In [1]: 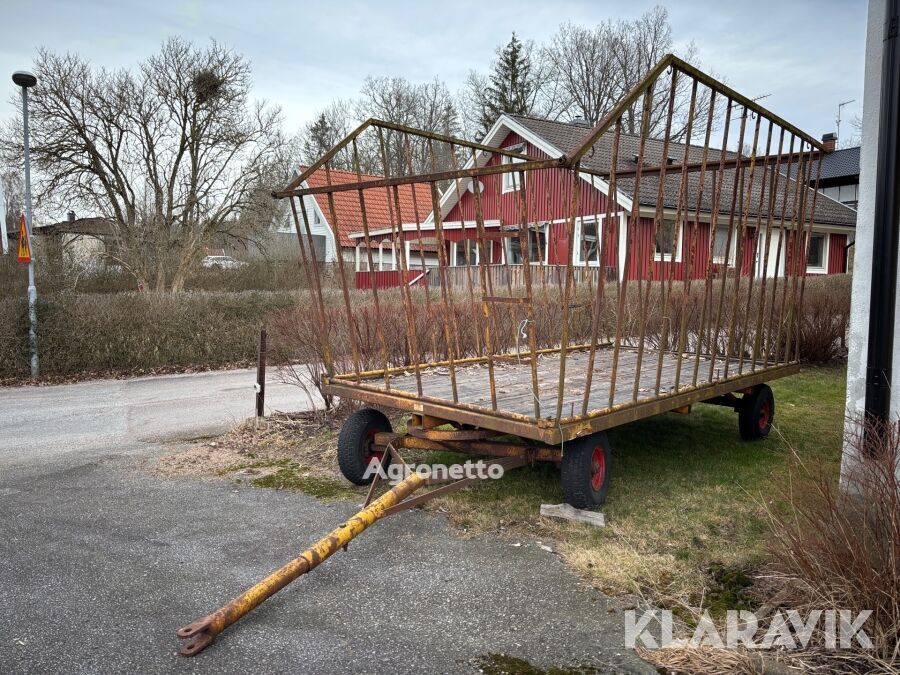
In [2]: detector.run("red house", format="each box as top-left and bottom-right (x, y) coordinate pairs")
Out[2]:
(349, 114), (857, 283)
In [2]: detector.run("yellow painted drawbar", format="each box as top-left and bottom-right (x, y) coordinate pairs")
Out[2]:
(176, 471), (427, 656)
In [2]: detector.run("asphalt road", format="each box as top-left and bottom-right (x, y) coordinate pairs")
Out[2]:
(0, 369), (654, 674)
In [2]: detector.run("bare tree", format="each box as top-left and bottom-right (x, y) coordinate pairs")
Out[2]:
(298, 101), (355, 170)
(3, 38), (285, 291)
(1, 169), (23, 235)
(545, 21), (619, 125)
(357, 75), (460, 175)
(543, 7), (714, 143)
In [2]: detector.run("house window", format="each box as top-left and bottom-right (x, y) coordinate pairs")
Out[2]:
(501, 154), (525, 192)
(655, 220), (680, 260)
(454, 239), (478, 266)
(712, 225), (735, 264)
(574, 218), (601, 266)
(806, 233), (827, 272)
(507, 228), (546, 264)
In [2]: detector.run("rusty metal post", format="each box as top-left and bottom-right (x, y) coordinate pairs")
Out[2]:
(255, 329), (266, 420)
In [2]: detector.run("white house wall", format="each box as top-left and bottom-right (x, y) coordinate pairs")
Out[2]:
(843, 0), (900, 480)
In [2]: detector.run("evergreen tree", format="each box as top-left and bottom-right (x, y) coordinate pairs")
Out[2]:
(476, 33), (535, 134)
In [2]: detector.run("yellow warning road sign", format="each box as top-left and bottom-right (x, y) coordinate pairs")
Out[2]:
(17, 214), (31, 263)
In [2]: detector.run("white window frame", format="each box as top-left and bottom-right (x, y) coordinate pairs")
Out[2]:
(805, 232), (829, 274)
(505, 224), (548, 265)
(501, 154), (526, 193)
(653, 219), (683, 262)
(711, 223), (738, 266)
(451, 238), (480, 267)
(573, 215), (604, 267)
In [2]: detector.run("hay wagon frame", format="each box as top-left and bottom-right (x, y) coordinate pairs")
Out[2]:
(176, 54), (833, 657)
(276, 54), (826, 508)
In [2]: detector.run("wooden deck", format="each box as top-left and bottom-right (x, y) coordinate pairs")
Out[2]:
(361, 347), (740, 420)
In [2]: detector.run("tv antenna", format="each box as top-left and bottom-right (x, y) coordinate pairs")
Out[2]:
(836, 99), (856, 145)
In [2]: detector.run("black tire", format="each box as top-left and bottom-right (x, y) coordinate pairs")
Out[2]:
(560, 432), (612, 509)
(337, 409), (392, 485)
(738, 384), (775, 440)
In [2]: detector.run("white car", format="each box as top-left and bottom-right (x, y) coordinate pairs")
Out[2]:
(201, 255), (246, 269)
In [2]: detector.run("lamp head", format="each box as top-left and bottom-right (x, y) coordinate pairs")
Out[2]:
(12, 71), (37, 88)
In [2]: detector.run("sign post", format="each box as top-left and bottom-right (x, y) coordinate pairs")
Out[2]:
(13, 70), (39, 378)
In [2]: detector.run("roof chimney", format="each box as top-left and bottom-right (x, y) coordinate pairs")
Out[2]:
(67, 210), (76, 223)
(570, 115), (590, 128)
(822, 132), (837, 152)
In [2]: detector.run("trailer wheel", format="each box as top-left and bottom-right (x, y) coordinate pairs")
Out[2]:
(338, 408), (392, 485)
(560, 432), (611, 509)
(738, 384), (775, 440)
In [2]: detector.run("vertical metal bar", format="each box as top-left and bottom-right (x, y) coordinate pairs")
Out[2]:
(323, 165), (363, 381)
(723, 112), (762, 377)
(516, 169), (543, 420)
(402, 134), (439, 368)
(652, 72), (698, 400)
(470, 160), (499, 410)
(427, 139), (463, 364)
(674, 87), (717, 390)
(428, 178), (460, 403)
(555, 162), (582, 421)
(751, 128), (785, 371)
(737, 120), (774, 374)
(692, 97), (733, 385)
(374, 127), (423, 394)
(780, 142), (810, 364)
(292, 196), (334, 377)
(610, 89), (653, 407)
(708, 104), (748, 381)
(255, 329), (267, 419)
(582, 120), (621, 415)
(767, 134), (796, 366)
(352, 139), (392, 390)
(784, 143), (814, 363)
(448, 143), (483, 355)
(644, 74), (678, 396)
(795, 152), (823, 363)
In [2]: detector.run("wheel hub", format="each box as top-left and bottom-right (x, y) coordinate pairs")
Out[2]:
(590, 446), (606, 491)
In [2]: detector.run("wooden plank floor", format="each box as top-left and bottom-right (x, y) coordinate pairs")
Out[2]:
(362, 347), (745, 420)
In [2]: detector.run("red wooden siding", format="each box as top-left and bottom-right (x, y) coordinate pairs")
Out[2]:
(356, 129), (850, 280)
(446, 132), (621, 270)
(356, 269), (428, 290)
(828, 233), (847, 274)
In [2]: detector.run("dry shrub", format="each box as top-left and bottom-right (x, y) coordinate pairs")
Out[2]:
(762, 418), (900, 671)
(0, 290), (297, 379)
(266, 270), (851, 394)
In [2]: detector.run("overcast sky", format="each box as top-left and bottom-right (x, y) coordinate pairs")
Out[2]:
(0, 0), (868, 145)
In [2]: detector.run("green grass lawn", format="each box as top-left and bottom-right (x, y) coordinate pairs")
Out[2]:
(414, 366), (847, 611)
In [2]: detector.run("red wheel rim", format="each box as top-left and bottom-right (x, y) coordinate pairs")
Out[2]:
(363, 429), (385, 465)
(758, 400), (771, 431)
(590, 446), (606, 491)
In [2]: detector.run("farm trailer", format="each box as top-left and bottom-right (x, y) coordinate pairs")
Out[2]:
(279, 53), (825, 508)
(177, 54), (826, 655)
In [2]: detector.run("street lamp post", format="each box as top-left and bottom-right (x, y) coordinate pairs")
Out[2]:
(13, 70), (38, 379)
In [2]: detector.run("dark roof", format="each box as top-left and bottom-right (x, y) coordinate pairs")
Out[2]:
(36, 217), (116, 237)
(784, 145), (860, 183)
(506, 114), (857, 228)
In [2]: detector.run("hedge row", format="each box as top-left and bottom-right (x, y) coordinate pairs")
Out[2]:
(0, 290), (298, 379)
